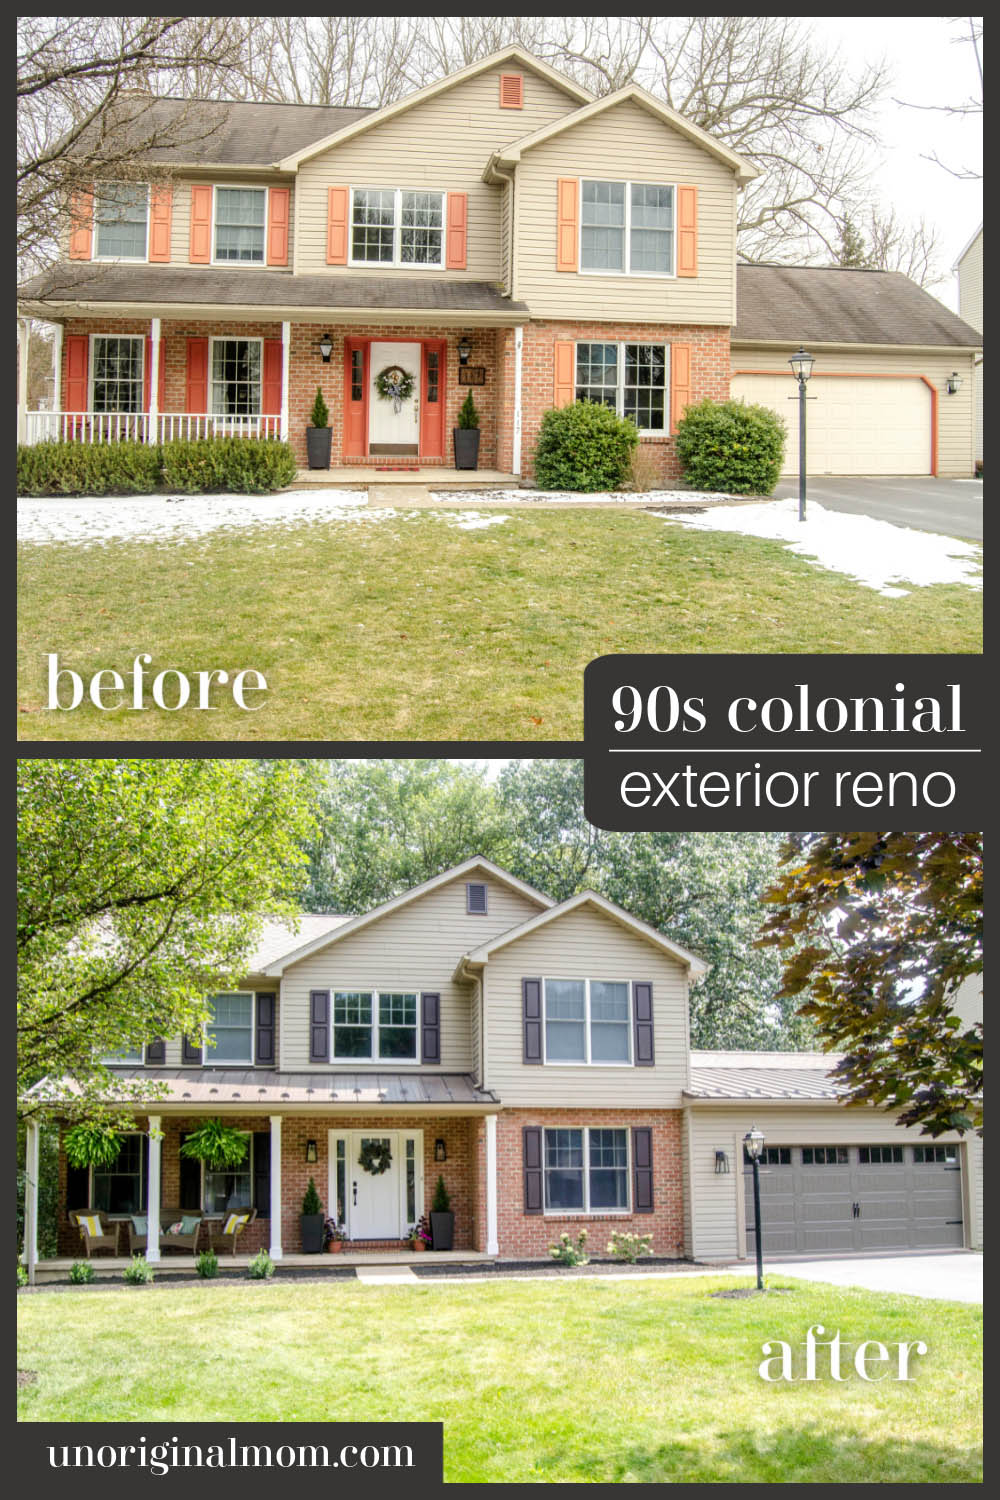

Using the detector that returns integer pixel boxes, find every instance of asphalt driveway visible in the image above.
[762,1251,983,1304]
[772,477,983,541]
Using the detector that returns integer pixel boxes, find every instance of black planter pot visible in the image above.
[300,1214,325,1253]
[430,1211,455,1251]
[306,426,332,469]
[453,427,480,470]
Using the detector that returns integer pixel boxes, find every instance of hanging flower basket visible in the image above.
[358,1138,393,1175]
[374,365,415,414]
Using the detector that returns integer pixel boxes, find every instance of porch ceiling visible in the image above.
[18,264,529,325]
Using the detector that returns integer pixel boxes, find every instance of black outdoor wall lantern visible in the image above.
[946,371,963,394]
[434,1138,447,1162]
[318,334,333,363]
[305,1139,318,1164]
[714,1149,730,1174]
[457,337,472,366]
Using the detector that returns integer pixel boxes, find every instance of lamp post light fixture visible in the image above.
[317,334,333,363]
[743,1125,766,1291]
[788,347,815,522]
[457,337,472,366]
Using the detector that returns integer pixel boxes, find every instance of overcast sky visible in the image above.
[811,16,982,310]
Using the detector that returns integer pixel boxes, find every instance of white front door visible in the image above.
[368,340,421,454]
[329,1128,424,1239]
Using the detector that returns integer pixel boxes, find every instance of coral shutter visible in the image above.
[446,192,468,270]
[267,186,290,266]
[677,185,698,277]
[64,335,88,411]
[148,184,173,262]
[261,339,283,416]
[185,337,209,413]
[327,186,349,264]
[670,343,692,434]
[552,341,575,408]
[68,189,93,260]
[556,178,578,272]
[189,184,212,263]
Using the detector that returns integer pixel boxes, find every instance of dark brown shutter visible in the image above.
[523,1126,543,1214]
[256,992,276,1065]
[632,1126,654,1213]
[253,1131,271,1215]
[522,978,543,1063]
[179,1133,202,1212]
[182,1033,202,1065]
[66,1161,90,1211]
[421,993,441,1064]
[309,990,330,1062]
[145,1037,166,1064]
[633,982,655,1066]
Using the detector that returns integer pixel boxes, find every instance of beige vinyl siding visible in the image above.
[483,904,690,1106]
[514,98,738,323]
[293,66,575,279]
[169,176,295,269]
[732,343,977,478]
[685,1102,978,1260]
[162,1039,183,1066]
[280,874,544,1071]
[966,1134,983,1249]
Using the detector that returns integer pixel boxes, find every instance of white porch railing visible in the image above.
[22,411,283,446]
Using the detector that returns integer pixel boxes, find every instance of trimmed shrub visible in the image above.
[456,391,481,429]
[16,1262,28,1288]
[69,1260,95,1284]
[123,1254,154,1285]
[247,1250,275,1280]
[195,1250,219,1279]
[534,401,639,492]
[675,398,786,495]
[159,437,297,494]
[17,439,161,496]
[309,387,330,428]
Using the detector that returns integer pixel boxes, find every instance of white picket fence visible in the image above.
[22,411,283,445]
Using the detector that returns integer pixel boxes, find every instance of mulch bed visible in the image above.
[18,1266,358,1293]
[412,1257,713,1280]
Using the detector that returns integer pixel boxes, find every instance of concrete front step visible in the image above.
[291,467,521,489]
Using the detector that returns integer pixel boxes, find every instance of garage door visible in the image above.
[744,1144,964,1255]
[730,374,932,477]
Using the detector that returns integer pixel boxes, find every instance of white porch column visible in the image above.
[485,1113,499,1256]
[52,322,64,414]
[146,1116,161,1263]
[269,1114,283,1259]
[512,325,524,476]
[17,318,29,445]
[147,316,161,443]
[279,321,291,442]
[23,1119,40,1286]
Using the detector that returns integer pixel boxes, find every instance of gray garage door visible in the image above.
[744,1144,964,1255]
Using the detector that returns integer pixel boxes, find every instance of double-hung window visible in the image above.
[206,993,254,1064]
[543,1127,629,1211]
[94,183,149,260]
[351,189,445,267]
[542,979,632,1064]
[92,1133,145,1214]
[332,990,418,1060]
[203,1132,252,1214]
[581,179,674,275]
[91,335,144,414]
[211,338,261,416]
[214,187,266,263]
[575,342,668,433]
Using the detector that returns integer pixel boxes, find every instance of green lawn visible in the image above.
[17,1274,982,1482]
[17,511,982,741]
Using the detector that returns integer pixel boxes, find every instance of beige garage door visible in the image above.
[731,373,932,477]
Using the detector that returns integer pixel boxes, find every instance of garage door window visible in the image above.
[743,1145,790,1165]
[802,1146,848,1165]
[859,1146,903,1164]
[913,1145,958,1164]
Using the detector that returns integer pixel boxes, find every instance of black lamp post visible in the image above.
[788,347,815,522]
[743,1125,766,1291]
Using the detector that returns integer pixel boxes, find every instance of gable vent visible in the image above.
[499,73,524,109]
[467,881,488,914]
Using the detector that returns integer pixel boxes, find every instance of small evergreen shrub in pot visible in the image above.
[453,391,481,470]
[306,386,332,470]
[300,1177,325,1254]
[534,401,639,492]
[69,1260,96,1284]
[429,1175,454,1251]
[674,398,786,495]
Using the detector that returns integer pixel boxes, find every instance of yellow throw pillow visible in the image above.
[223,1213,249,1236]
[78,1214,103,1237]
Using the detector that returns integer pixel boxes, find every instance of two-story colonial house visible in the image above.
[17,46,981,480]
[21,858,982,1275]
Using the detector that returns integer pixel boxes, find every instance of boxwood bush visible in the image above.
[17,437,297,496]
[534,400,639,492]
[674,398,786,495]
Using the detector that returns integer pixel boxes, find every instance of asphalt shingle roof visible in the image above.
[78,96,372,166]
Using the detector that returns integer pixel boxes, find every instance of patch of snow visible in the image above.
[440,511,510,530]
[429,487,731,505]
[17,490,372,547]
[655,497,982,596]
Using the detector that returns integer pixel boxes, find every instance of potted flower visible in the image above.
[429,1175,454,1251]
[453,390,481,470]
[306,385,332,470]
[409,1215,431,1252]
[323,1217,346,1253]
[300,1177,325,1254]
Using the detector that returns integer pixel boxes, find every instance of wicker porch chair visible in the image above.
[159,1211,204,1254]
[69,1210,120,1258]
[209,1206,257,1257]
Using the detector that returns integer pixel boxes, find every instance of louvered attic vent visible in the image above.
[466,881,488,914]
[499,73,524,108]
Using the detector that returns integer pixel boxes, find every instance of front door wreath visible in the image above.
[375,365,414,414]
[358,1137,393,1175]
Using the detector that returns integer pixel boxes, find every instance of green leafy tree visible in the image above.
[758,832,983,1134]
[17,758,319,1116]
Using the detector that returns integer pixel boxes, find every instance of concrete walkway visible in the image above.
[758,1251,983,1304]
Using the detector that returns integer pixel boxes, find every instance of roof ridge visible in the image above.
[139,94,375,111]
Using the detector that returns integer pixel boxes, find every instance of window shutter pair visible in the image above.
[521,979,655,1064]
[521,1124,654,1214]
[554,179,698,275]
[256,993,276,1065]
[309,988,442,1063]
[325,187,467,268]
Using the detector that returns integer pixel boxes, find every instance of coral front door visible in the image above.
[369,341,421,455]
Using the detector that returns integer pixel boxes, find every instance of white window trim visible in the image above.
[330,988,422,1065]
[210,183,269,268]
[541,978,633,1067]
[92,182,151,263]
[88,332,146,414]
[201,1130,254,1218]
[574,340,670,438]
[348,186,447,270]
[578,177,677,279]
[542,1125,632,1216]
[208,335,264,418]
[203,991,257,1067]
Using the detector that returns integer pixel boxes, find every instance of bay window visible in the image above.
[575,342,668,433]
[542,978,633,1064]
[94,183,149,260]
[350,188,445,267]
[543,1127,629,1212]
[332,990,418,1060]
[580,179,674,275]
[214,187,266,263]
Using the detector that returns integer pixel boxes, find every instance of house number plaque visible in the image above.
[458,366,486,385]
